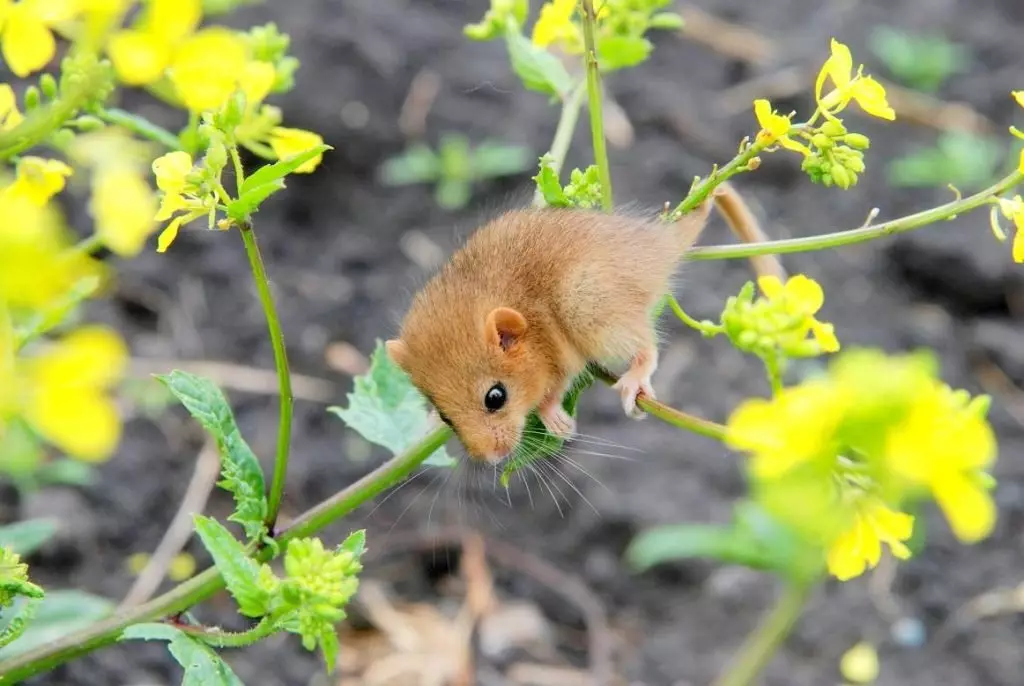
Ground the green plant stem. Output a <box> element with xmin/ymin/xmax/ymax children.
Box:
<box><xmin>230</xmin><ymin>146</ymin><xmax>246</xmax><ymax>192</ymax></box>
<box><xmin>589</xmin><ymin>366</ymin><xmax>727</xmax><ymax>441</ymax></box>
<box><xmin>96</xmin><ymin>108</ymin><xmax>181</xmax><ymax>149</ymax></box>
<box><xmin>688</xmin><ymin>169</ymin><xmax>1024</xmax><ymax>261</ymax></box>
<box><xmin>0</xmin><ymin>56</ymin><xmax>110</xmax><ymax>160</ymax></box>
<box><xmin>177</xmin><ymin>617</ymin><xmax>276</xmax><ymax>648</ymax></box>
<box><xmin>668</xmin><ymin>295</ymin><xmax>724</xmax><ymax>336</ymax></box>
<box><xmin>0</xmin><ymin>428</ymin><xmax>450</xmax><ymax>683</ymax></box>
<box><xmin>532</xmin><ymin>82</ymin><xmax>587</xmax><ymax>208</ymax></box>
<box><xmin>763</xmin><ymin>354</ymin><xmax>783</xmax><ymax>396</ymax></box>
<box><xmin>669</xmin><ymin>139</ymin><xmax>767</xmax><ymax>219</ymax></box>
<box><xmin>580</xmin><ymin>0</ymin><xmax>613</xmax><ymax>211</ymax></box>
<box><xmin>238</xmin><ymin>222</ymin><xmax>293</xmax><ymax>531</ymax></box>
<box><xmin>712</xmin><ymin>581</ymin><xmax>814</xmax><ymax>686</ymax></box>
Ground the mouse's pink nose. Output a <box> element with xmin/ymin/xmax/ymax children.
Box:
<box><xmin>480</xmin><ymin>449</ymin><xmax>510</xmax><ymax>465</ymax></box>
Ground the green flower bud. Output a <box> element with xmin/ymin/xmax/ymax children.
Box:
<box><xmin>23</xmin><ymin>86</ymin><xmax>40</xmax><ymax>110</ymax></box>
<box><xmin>845</xmin><ymin>156</ymin><xmax>865</xmax><ymax>173</ymax></box>
<box><xmin>39</xmin><ymin>73</ymin><xmax>58</xmax><ymax>99</ymax></box>
<box><xmin>831</xmin><ymin>165</ymin><xmax>852</xmax><ymax>190</ymax></box>
<box><xmin>49</xmin><ymin>128</ymin><xmax>75</xmax><ymax>148</ymax></box>
<box><xmin>842</xmin><ymin>133</ymin><xmax>870</xmax><ymax>149</ymax></box>
<box><xmin>819</xmin><ymin>119</ymin><xmax>847</xmax><ymax>137</ymax></box>
<box><xmin>811</xmin><ymin>133</ymin><xmax>832</xmax><ymax>149</ymax></box>
<box><xmin>72</xmin><ymin>115</ymin><xmax>105</xmax><ymax>131</ymax></box>
<box><xmin>649</xmin><ymin>12</ymin><xmax>685</xmax><ymax>29</ymax></box>
<box><xmin>821</xmin><ymin>173</ymin><xmax>834</xmax><ymax>188</ymax></box>
<box><xmin>205</xmin><ymin>142</ymin><xmax>228</xmax><ymax>175</ymax></box>
<box><xmin>738</xmin><ymin>330</ymin><xmax>759</xmax><ymax>349</ymax></box>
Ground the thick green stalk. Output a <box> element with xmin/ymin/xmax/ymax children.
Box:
<box><xmin>95</xmin><ymin>108</ymin><xmax>181</xmax><ymax>149</ymax></box>
<box><xmin>580</xmin><ymin>0</ymin><xmax>613</xmax><ymax>211</ymax></box>
<box><xmin>689</xmin><ymin>169</ymin><xmax>1024</xmax><ymax>261</ymax></box>
<box><xmin>238</xmin><ymin>223</ymin><xmax>293</xmax><ymax>531</ymax></box>
<box><xmin>532</xmin><ymin>82</ymin><xmax>587</xmax><ymax>208</ymax></box>
<box><xmin>0</xmin><ymin>57</ymin><xmax>110</xmax><ymax>160</ymax></box>
<box><xmin>0</xmin><ymin>429</ymin><xmax>450</xmax><ymax>683</ymax></box>
<box><xmin>177</xmin><ymin>617</ymin><xmax>277</xmax><ymax>648</ymax></box>
<box><xmin>712</xmin><ymin>581</ymin><xmax>814</xmax><ymax>686</ymax></box>
<box><xmin>669</xmin><ymin>140</ymin><xmax>767</xmax><ymax>220</ymax></box>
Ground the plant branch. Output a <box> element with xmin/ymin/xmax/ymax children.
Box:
<box><xmin>533</xmin><ymin>81</ymin><xmax>587</xmax><ymax>208</ymax></box>
<box><xmin>688</xmin><ymin>169</ymin><xmax>1024</xmax><ymax>261</ymax></box>
<box><xmin>95</xmin><ymin>107</ymin><xmax>181</xmax><ymax>149</ymax></box>
<box><xmin>238</xmin><ymin>222</ymin><xmax>293</xmax><ymax>531</ymax></box>
<box><xmin>712</xmin><ymin>581</ymin><xmax>814</xmax><ymax>686</ymax></box>
<box><xmin>669</xmin><ymin>139</ymin><xmax>767</xmax><ymax>219</ymax></box>
<box><xmin>0</xmin><ymin>428</ymin><xmax>450</xmax><ymax>683</ymax></box>
<box><xmin>580</xmin><ymin>0</ymin><xmax>613</xmax><ymax>211</ymax></box>
<box><xmin>0</xmin><ymin>56</ymin><xmax>110</xmax><ymax>160</ymax></box>
<box><xmin>175</xmin><ymin>617</ymin><xmax>277</xmax><ymax>648</ymax></box>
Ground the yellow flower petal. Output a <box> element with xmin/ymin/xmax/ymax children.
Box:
<box><xmin>782</xmin><ymin>274</ymin><xmax>825</xmax><ymax>314</ymax></box>
<box><xmin>91</xmin><ymin>167</ymin><xmax>157</xmax><ymax>257</ymax></box>
<box><xmin>1013</xmin><ymin>91</ymin><xmax>1024</xmax><ymax>109</ymax></box>
<box><xmin>155</xmin><ymin>190</ymin><xmax>187</xmax><ymax>221</ymax></box>
<box><xmin>1</xmin><ymin>4</ymin><xmax>56</xmax><ymax>77</ymax></box>
<box><xmin>827</xmin><ymin>516</ymin><xmax>870</xmax><ymax>581</ymax></box>
<box><xmin>1014</xmin><ymin>225</ymin><xmax>1024</xmax><ymax>263</ymax></box>
<box><xmin>9</xmin><ymin>156</ymin><xmax>73</xmax><ymax>205</ymax></box>
<box><xmin>167</xmin><ymin>28</ymin><xmax>247</xmax><ymax>112</ymax></box>
<box><xmin>756</xmin><ymin>275</ymin><xmax>784</xmax><ymax>300</ymax></box>
<box><xmin>826</xmin><ymin>38</ymin><xmax>853</xmax><ymax>90</ymax></box>
<box><xmin>532</xmin><ymin>0</ymin><xmax>575</xmax><ymax>48</ymax></box>
<box><xmin>26</xmin><ymin>325</ymin><xmax>128</xmax><ymax>389</ymax></box>
<box><xmin>108</xmin><ymin>29</ymin><xmax>172</xmax><ymax>85</ymax></box>
<box><xmin>157</xmin><ymin>214</ymin><xmax>185</xmax><ymax>252</ymax></box>
<box><xmin>144</xmin><ymin>0</ymin><xmax>201</xmax><ymax>43</ymax></box>
<box><xmin>0</xmin><ymin>82</ymin><xmax>23</xmax><ymax>130</ymax></box>
<box><xmin>1018</xmin><ymin>148</ymin><xmax>1024</xmax><ymax>175</ymax></box>
<box><xmin>26</xmin><ymin>387</ymin><xmax>121</xmax><ymax>462</ymax></box>
<box><xmin>933</xmin><ymin>474</ymin><xmax>995</xmax><ymax>543</ymax></box>
<box><xmin>152</xmin><ymin>150</ymin><xmax>193</xmax><ymax>192</ymax></box>
<box><xmin>240</xmin><ymin>60</ymin><xmax>276</xmax><ymax>107</ymax></box>
<box><xmin>811</xmin><ymin>320</ymin><xmax>840</xmax><ymax>353</ymax></box>
<box><xmin>168</xmin><ymin>552</ymin><xmax>196</xmax><ymax>581</ymax></box>
<box><xmin>851</xmin><ymin>76</ymin><xmax>895</xmax><ymax>121</ymax></box>
<box><xmin>268</xmin><ymin>127</ymin><xmax>325</xmax><ymax>172</ymax></box>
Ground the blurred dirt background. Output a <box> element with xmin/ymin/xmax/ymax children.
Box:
<box><xmin>9</xmin><ymin>0</ymin><xmax>1024</xmax><ymax>684</ymax></box>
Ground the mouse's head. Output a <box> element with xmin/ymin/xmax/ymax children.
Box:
<box><xmin>386</xmin><ymin>305</ymin><xmax>552</xmax><ymax>464</ymax></box>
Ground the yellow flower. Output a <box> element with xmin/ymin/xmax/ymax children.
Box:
<box><xmin>90</xmin><ymin>167</ymin><xmax>158</xmax><ymax>257</ymax></box>
<box><xmin>840</xmin><ymin>641</ymin><xmax>880</xmax><ymax>684</ymax></box>
<box><xmin>107</xmin><ymin>0</ymin><xmax>201</xmax><ymax>85</ymax></box>
<box><xmin>0</xmin><ymin>82</ymin><xmax>23</xmax><ymax>130</ymax></box>
<box><xmin>167</xmin><ymin>28</ymin><xmax>250</xmax><ymax>112</ymax></box>
<box><xmin>532</xmin><ymin>0</ymin><xmax>576</xmax><ymax>48</ymax></box>
<box><xmin>150</xmin><ymin>150</ymin><xmax>209</xmax><ymax>252</ymax></box>
<box><xmin>753</xmin><ymin>99</ymin><xmax>810</xmax><ymax>155</ymax></box>
<box><xmin>997</xmin><ymin>195</ymin><xmax>1024</xmax><ymax>263</ymax></box>
<box><xmin>20</xmin><ymin>325</ymin><xmax>128</xmax><ymax>462</ymax></box>
<box><xmin>268</xmin><ymin>127</ymin><xmax>325</xmax><ymax>172</ymax></box>
<box><xmin>758</xmin><ymin>274</ymin><xmax>841</xmax><ymax>352</ymax></box>
<box><xmin>815</xmin><ymin>38</ymin><xmax>895</xmax><ymax>121</ymax></box>
<box><xmin>885</xmin><ymin>383</ymin><xmax>996</xmax><ymax>542</ymax></box>
<box><xmin>826</xmin><ymin>498</ymin><xmax>913</xmax><ymax>580</ymax></box>
<box><xmin>1014</xmin><ymin>90</ymin><xmax>1024</xmax><ymax>108</ymax></box>
<box><xmin>726</xmin><ymin>380</ymin><xmax>846</xmax><ymax>478</ymax></box>
<box><xmin>0</xmin><ymin>0</ymin><xmax>78</xmax><ymax>77</ymax></box>
<box><xmin>2</xmin><ymin>157</ymin><xmax>73</xmax><ymax>206</ymax></box>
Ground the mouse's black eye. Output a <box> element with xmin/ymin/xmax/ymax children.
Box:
<box><xmin>484</xmin><ymin>383</ymin><xmax>507</xmax><ymax>412</ymax></box>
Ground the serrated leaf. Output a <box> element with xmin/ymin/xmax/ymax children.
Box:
<box><xmin>597</xmin><ymin>35</ymin><xmax>652</xmax><ymax>71</ymax></box>
<box><xmin>157</xmin><ymin>371</ymin><xmax>267</xmax><ymax>540</ymax></box>
<box><xmin>227</xmin><ymin>180</ymin><xmax>285</xmax><ymax>221</ymax></box>
<box><xmin>320</xmin><ymin>627</ymin><xmax>339</xmax><ymax>673</ymax></box>
<box><xmin>0</xmin><ymin>519</ymin><xmax>58</xmax><ymax>556</ymax></box>
<box><xmin>0</xmin><ymin>591</ymin><xmax>113</xmax><ymax>661</ymax></box>
<box><xmin>0</xmin><ymin>597</ymin><xmax>40</xmax><ymax>650</ymax></box>
<box><xmin>503</xmin><ymin>25</ymin><xmax>572</xmax><ymax>97</ymax></box>
<box><xmin>123</xmin><ymin>623</ymin><xmax>244</xmax><ymax>686</ymax></box>
<box><xmin>532</xmin><ymin>161</ymin><xmax>568</xmax><ymax>208</ymax></box>
<box><xmin>193</xmin><ymin>515</ymin><xmax>269</xmax><ymax>618</ymax></box>
<box><xmin>239</xmin><ymin>144</ymin><xmax>331</xmax><ymax>196</ymax></box>
<box><xmin>338</xmin><ymin>529</ymin><xmax>366</xmax><ymax>558</ymax></box>
<box><xmin>328</xmin><ymin>341</ymin><xmax>454</xmax><ymax>468</ymax></box>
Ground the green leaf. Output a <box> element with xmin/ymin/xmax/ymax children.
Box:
<box><xmin>532</xmin><ymin>157</ymin><xmax>568</xmax><ymax>207</ymax></box>
<box><xmin>0</xmin><ymin>519</ymin><xmax>58</xmax><ymax>556</ymax></box>
<box><xmin>158</xmin><ymin>371</ymin><xmax>268</xmax><ymax>540</ymax></box>
<box><xmin>648</xmin><ymin>12</ymin><xmax>684</xmax><ymax>30</ymax></box>
<box><xmin>379</xmin><ymin>144</ymin><xmax>440</xmax><ymax>186</ymax></box>
<box><xmin>471</xmin><ymin>142</ymin><xmax>533</xmax><ymax>179</ymax></box>
<box><xmin>887</xmin><ymin>132</ymin><xmax>1001</xmax><ymax>191</ymax></box>
<box><xmin>320</xmin><ymin>627</ymin><xmax>339</xmax><ymax>673</ymax></box>
<box><xmin>0</xmin><ymin>591</ymin><xmax>113</xmax><ymax>660</ymax></box>
<box><xmin>503</xmin><ymin>25</ymin><xmax>572</xmax><ymax>97</ymax></box>
<box><xmin>123</xmin><ymin>623</ymin><xmax>244</xmax><ymax>686</ymax></box>
<box><xmin>338</xmin><ymin>529</ymin><xmax>366</xmax><ymax>558</ymax></box>
<box><xmin>626</xmin><ymin>523</ymin><xmax>769</xmax><ymax>572</ymax></box>
<box><xmin>328</xmin><ymin>341</ymin><xmax>454</xmax><ymax>467</ymax></box>
<box><xmin>597</xmin><ymin>35</ymin><xmax>653</xmax><ymax>71</ymax></box>
<box><xmin>34</xmin><ymin>458</ymin><xmax>96</xmax><ymax>487</ymax></box>
<box><xmin>435</xmin><ymin>178</ymin><xmax>472</xmax><ymax>209</ymax></box>
<box><xmin>239</xmin><ymin>144</ymin><xmax>331</xmax><ymax>196</ymax></box>
<box><xmin>227</xmin><ymin>180</ymin><xmax>285</xmax><ymax>222</ymax></box>
<box><xmin>0</xmin><ymin>597</ymin><xmax>40</xmax><ymax>650</ymax></box>
<box><xmin>193</xmin><ymin>515</ymin><xmax>269</xmax><ymax>618</ymax></box>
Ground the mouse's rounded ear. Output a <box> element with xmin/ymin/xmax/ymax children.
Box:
<box><xmin>385</xmin><ymin>339</ymin><xmax>410</xmax><ymax>369</ymax></box>
<box><xmin>485</xmin><ymin>307</ymin><xmax>527</xmax><ymax>352</ymax></box>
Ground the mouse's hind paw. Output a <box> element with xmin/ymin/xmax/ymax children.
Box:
<box><xmin>538</xmin><ymin>402</ymin><xmax>576</xmax><ymax>439</ymax></box>
<box><xmin>613</xmin><ymin>371</ymin><xmax>654</xmax><ymax>420</ymax></box>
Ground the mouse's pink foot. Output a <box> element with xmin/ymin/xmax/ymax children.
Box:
<box><xmin>538</xmin><ymin>401</ymin><xmax>576</xmax><ymax>439</ymax></box>
<box><xmin>613</xmin><ymin>370</ymin><xmax>654</xmax><ymax>420</ymax></box>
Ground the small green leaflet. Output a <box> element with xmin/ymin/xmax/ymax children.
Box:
<box><xmin>228</xmin><ymin>144</ymin><xmax>332</xmax><ymax>221</ymax></box>
<box><xmin>192</xmin><ymin>516</ymin><xmax>269</xmax><ymax>618</ymax></box>
<box><xmin>328</xmin><ymin>341</ymin><xmax>454</xmax><ymax>467</ymax></box>
<box><xmin>157</xmin><ymin>371</ymin><xmax>268</xmax><ymax>540</ymax></box>
<box><xmin>532</xmin><ymin>155</ymin><xmax>569</xmax><ymax>208</ymax></box>
<box><xmin>0</xmin><ymin>597</ymin><xmax>39</xmax><ymax>651</ymax></box>
<box><xmin>122</xmin><ymin>623</ymin><xmax>244</xmax><ymax>686</ymax></box>
<box><xmin>0</xmin><ymin>519</ymin><xmax>57</xmax><ymax>556</ymax></box>
<box><xmin>503</xmin><ymin>24</ymin><xmax>572</xmax><ymax>98</ymax></box>
<box><xmin>597</xmin><ymin>35</ymin><xmax>652</xmax><ymax>71</ymax></box>
<box><xmin>0</xmin><ymin>591</ymin><xmax>113</xmax><ymax>661</ymax></box>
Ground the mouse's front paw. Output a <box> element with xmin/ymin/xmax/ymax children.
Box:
<box><xmin>613</xmin><ymin>373</ymin><xmax>654</xmax><ymax>420</ymax></box>
<box><xmin>539</xmin><ymin>403</ymin><xmax>577</xmax><ymax>439</ymax></box>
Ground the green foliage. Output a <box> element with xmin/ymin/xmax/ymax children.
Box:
<box><xmin>0</xmin><ymin>519</ymin><xmax>57</xmax><ymax>556</ymax></box>
<box><xmin>887</xmin><ymin>132</ymin><xmax>1002</xmax><ymax>191</ymax></box>
<box><xmin>597</xmin><ymin>35</ymin><xmax>652</xmax><ymax>71</ymax></box>
<box><xmin>532</xmin><ymin>155</ymin><xmax>604</xmax><ymax>208</ymax></box>
<box><xmin>193</xmin><ymin>516</ymin><xmax>270</xmax><ymax>618</ymax></box>
<box><xmin>464</xmin><ymin>0</ymin><xmax>529</xmax><ymax>41</ymax></box>
<box><xmin>504</xmin><ymin>25</ymin><xmax>573</xmax><ymax>97</ymax></box>
<box><xmin>228</xmin><ymin>145</ymin><xmax>332</xmax><ymax>222</ymax></box>
<box><xmin>157</xmin><ymin>371</ymin><xmax>268</xmax><ymax>540</ymax></box>
<box><xmin>329</xmin><ymin>341</ymin><xmax>455</xmax><ymax>467</ymax></box>
<box><xmin>868</xmin><ymin>27</ymin><xmax>968</xmax><ymax>93</ymax></box>
<box><xmin>379</xmin><ymin>134</ymin><xmax>532</xmax><ymax>210</ymax></box>
<box><xmin>0</xmin><ymin>591</ymin><xmax>113</xmax><ymax>661</ymax></box>
<box><xmin>122</xmin><ymin>623</ymin><xmax>244</xmax><ymax>686</ymax></box>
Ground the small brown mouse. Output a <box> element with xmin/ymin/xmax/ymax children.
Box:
<box><xmin>386</xmin><ymin>196</ymin><xmax>714</xmax><ymax>463</ymax></box>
